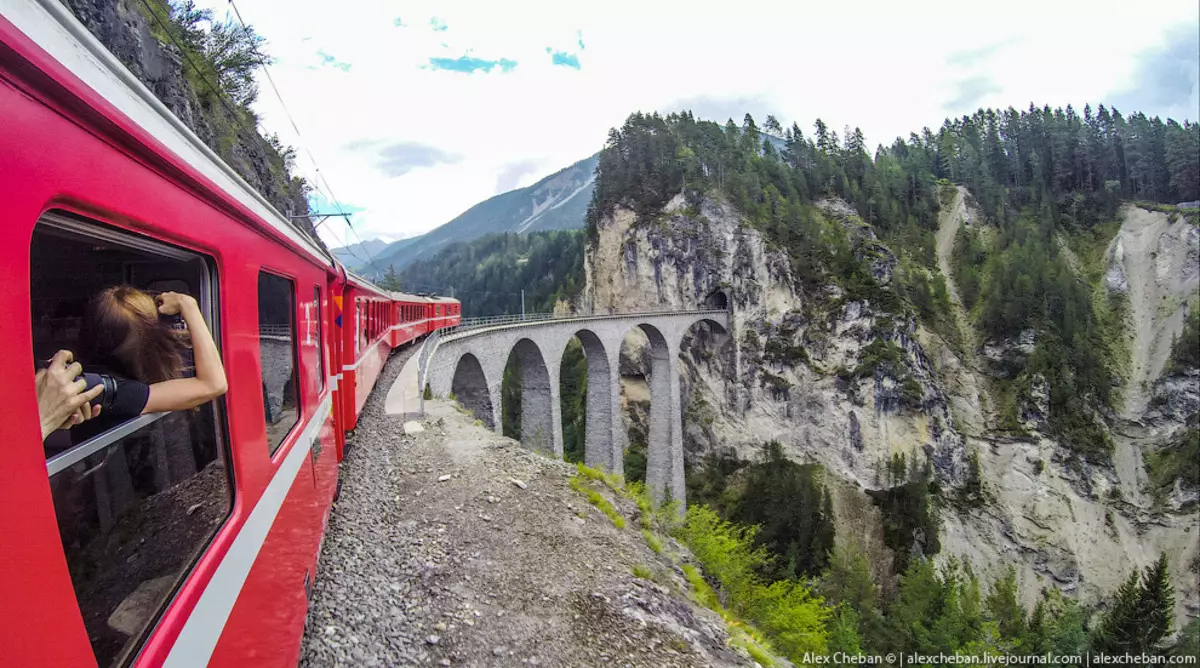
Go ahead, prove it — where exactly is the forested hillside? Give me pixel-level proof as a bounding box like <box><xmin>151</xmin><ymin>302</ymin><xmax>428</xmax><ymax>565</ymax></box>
<box><xmin>393</xmin><ymin>230</ymin><xmax>585</xmax><ymax>316</ymax></box>
<box><xmin>357</xmin><ymin>156</ymin><xmax>597</xmax><ymax>274</ymax></box>
<box><xmin>580</xmin><ymin>104</ymin><xmax>1200</xmax><ymax>660</ymax></box>
<box><xmin>589</xmin><ymin>107</ymin><xmax>1199</xmax><ymax>462</ymax></box>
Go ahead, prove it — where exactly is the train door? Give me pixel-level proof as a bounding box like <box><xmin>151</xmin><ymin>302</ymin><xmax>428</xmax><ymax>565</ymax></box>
<box><xmin>328</xmin><ymin>275</ymin><xmax>347</xmax><ymax>462</ymax></box>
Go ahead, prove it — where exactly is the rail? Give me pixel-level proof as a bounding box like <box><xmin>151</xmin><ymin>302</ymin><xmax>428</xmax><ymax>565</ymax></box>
<box><xmin>439</xmin><ymin>307</ymin><xmax>729</xmax><ymax>342</ymax></box>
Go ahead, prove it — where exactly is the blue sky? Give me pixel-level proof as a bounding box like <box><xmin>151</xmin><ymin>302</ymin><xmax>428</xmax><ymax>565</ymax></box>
<box><xmin>195</xmin><ymin>0</ymin><xmax>1199</xmax><ymax>248</ymax></box>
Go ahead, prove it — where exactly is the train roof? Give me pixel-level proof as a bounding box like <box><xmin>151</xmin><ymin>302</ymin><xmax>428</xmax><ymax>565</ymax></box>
<box><xmin>343</xmin><ymin>269</ymin><xmax>394</xmax><ymax>297</ymax></box>
<box><xmin>390</xmin><ymin>292</ymin><xmax>432</xmax><ymax>302</ymax></box>
<box><xmin>8</xmin><ymin>0</ymin><xmax>333</xmax><ymax>268</ymax></box>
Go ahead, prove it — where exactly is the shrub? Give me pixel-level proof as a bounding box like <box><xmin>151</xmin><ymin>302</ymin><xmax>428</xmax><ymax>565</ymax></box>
<box><xmin>674</xmin><ymin>505</ymin><xmax>830</xmax><ymax>661</ymax></box>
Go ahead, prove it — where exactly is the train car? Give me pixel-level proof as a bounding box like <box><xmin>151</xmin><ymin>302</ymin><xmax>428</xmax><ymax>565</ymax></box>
<box><xmin>337</xmin><ymin>287</ymin><xmax>461</xmax><ymax>434</ymax></box>
<box><xmin>426</xmin><ymin>295</ymin><xmax>462</xmax><ymax>331</ymax></box>
<box><xmin>0</xmin><ymin>3</ymin><xmax>458</xmax><ymax>666</ymax></box>
<box><xmin>338</xmin><ymin>272</ymin><xmax>393</xmax><ymax>434</ymax></box>
<box><xmin>390</xmin><ymin>292</ymin><xmax>433</xmax><ymax>346</ymax></box>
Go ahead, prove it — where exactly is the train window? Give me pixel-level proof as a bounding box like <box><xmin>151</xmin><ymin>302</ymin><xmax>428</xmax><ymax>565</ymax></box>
<box><xmin>314</xmin><ymin>286</ymin><xmax>325</xmax><ymax>394</ymax></box>
<box><xmin>30</xmin><ymin>213</ymin><xmax>232</xmax><ymax>667</ymax></box>
<box><xmin>259</xmin><ymin>272</ymin><xmax>299</xmax><ymax>455</ymax></box>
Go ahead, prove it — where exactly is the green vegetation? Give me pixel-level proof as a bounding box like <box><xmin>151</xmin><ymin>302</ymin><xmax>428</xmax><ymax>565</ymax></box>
<box><xmin>590</xmin><ymin>106</ymin><xmax>1199</xmax><ymax>465</ymax></box>
<box><xmin>642</xmin><ymin>529</ymin><xmax>664</xmax><ymax>554</ymax></box>
<box><xmin>397</xmin><ymin>231</ymin><xmax>584</xmax><ymax>316</ymax></box>
<box><xmin>674</xmin><ymin>505</ymin><xmax>831</xmax><ymax>661</ymax></box>
<box><xmin>501</xmin><ymin>356</ymin><xmax>521</xmax><ymax>440</ymax></box>
<box><xmin>631</xmin><ymin>564</ymin><xmax>653</xmax><ymax>580</ymax></box>
<box><xmin>867</xmin><ymin>453</ymin><xmax>941</xmax><ymax>573</ymax></box>
<box><xmin>1169</xmin><ymin>305</ymin><xmax>1200</xmax><ymax>373</ymax></box>
<box><xmin>119</xmin><ymin>0</ymin><xmax>314</xmax><ymax>237</ymax></box>
<box><xmin>687</xmin><ymin>444</ymin><xmax>836</xmax><ymax>579</ymax></box>
<box><xmin>568</xmin><ymin>474</ymin><xmax>625</xmax><ymax>529</ymax></box>
<box><xmin>1092</xmin><ymin>555</ymin><xmax>1176</xmax><ymax>655</ymax></box>
<box><xmin>559</xmin><ymin>339</ymin><xmax>589</xmax><ymax>463</ymax></box>
<box><xmin>1146</xmin><ymin>430</ymin><xmax>1200</xmax><ymax>500</ymax></box>
<box><xmin>575</xmin><ymin>462</ymin><xmax>623</xmax><ymax>493</ymax></box>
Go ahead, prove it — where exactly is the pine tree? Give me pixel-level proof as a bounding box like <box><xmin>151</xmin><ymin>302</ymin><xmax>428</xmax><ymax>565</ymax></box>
<box><xmin>985</xmin><ymin>566</ymin><xmax>1027</xmax><ymax>641</ymax></box>
<box><xmin>1135</xmin><ymin>555</ymin><xmax>1175</xmax><ymax>653</ymax></box>
<box><xmin>1092</xmin><ymin>556</ymin><xmax>1175</xmax><ymax>655</ymax></box>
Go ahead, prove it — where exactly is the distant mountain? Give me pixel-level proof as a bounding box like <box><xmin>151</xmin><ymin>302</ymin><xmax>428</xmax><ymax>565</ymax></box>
<box><xmin>362</xmin><ymin>154</ymin><xmax>597</xmax><ymax>276</ymax></box>
<box><xmin>331</xmin><ymin>238</ymin><xmax>390</xmax><ymax>271</ymax></box>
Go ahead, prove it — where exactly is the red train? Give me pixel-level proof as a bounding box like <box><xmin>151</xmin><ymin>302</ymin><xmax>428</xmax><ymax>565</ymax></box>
<box><xmin>1</xmin><ymin>3</ymin><xmax>459</xmax><ymax>666</ymax></box>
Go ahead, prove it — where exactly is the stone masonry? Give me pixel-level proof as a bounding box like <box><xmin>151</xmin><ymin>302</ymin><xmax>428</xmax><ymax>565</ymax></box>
<box><xmin>422</xmin><ymin>311</ymin><xmax>729</xmax><ymax>505</ymax></box>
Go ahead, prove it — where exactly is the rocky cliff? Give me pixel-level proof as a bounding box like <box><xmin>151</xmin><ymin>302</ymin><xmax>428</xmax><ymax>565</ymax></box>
<box><xmin>64</xmin><ymin>0</ymin><xmax>320</xmax><ymax>242</ymax></box>
<box><xmin>584</xmin><ymin>190</ymin><xmax>1199</xmax><ymax>620</ymax></box>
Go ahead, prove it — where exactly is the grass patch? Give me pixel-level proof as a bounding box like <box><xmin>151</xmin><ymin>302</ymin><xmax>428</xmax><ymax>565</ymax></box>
<box><xmin>734</xmin><ymin>635</ymin><xmax>776</xmax><ymax>667</ymax></box>
<box><xmin>632</xmin><ymin>564</ymin><xmax>653</xmax><ymax>580</ymax></box>
<box><xmin>569</xmin><ymin>475</ymin><xmax>626</xmax><ymax>529</ymax></box>
<box><xmin>643</xmin><ymin>529</ymin><xmax>664</xmax><ymax>554</ymax></box>
<box><xmin>576</xmin><ymin>462</ymin><xmax>624</xmax><ymax>493</ymax></box>
<box><xmin>624</xmin><ymin>480</ymin><xmax>656</xmax><ymax>530</ymax></box>
<box><xmin>681</xmin><ymin>563</ymin><xmax>778</xmax><ymax>666</ymax></box>
<box><xmin>1146</xmin><ymin>429</ymin><xmax>1200</xmax><ymax>505</ymax></box>
<box><xmin>682</xmin><ymin>563</ymin><xmax>722</xmax><ymax>611</ymax></box>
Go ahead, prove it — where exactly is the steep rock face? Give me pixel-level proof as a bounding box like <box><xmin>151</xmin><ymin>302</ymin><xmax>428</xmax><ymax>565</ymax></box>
<box><xmin>585</xmin><ymin>192</ymin><xmax>1200</xmax><ymax>619</ymax></box>
<box><xmin>1106</xmin><ymin>207</ymin><xmax>1200</xmax><ymax>420</ymax></box>
<box><xmin>64</xmin><ymin>0</ymin><xmax>318</xmax><ymax>240</ymax></box>
<box><xmin>585</xmin><ymin>193</ymin><xmax>965</xmax><ymax>512</ymax></box>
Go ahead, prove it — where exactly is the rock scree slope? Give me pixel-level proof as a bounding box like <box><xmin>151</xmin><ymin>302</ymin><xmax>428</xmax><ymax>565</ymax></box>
<box><xmin>301</xmin><ymin>348</ymin><xmax>754</xmax><ymax>667</ymax></box>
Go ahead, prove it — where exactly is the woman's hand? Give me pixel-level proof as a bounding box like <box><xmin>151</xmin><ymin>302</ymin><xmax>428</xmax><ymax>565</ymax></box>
<box><xmin>36</xmin><ymin>349</ymin><xmax>104</xmax><ymax>440</ymax></box>
<box><xmin>156</xmin><ymin>291</ymin><xmax>198</xmax><ymax>316</ymax></box>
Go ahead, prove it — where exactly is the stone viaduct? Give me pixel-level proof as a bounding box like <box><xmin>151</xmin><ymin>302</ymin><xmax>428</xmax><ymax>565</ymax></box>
<box><xmin>419</xmin><ymin>310</ymin><xmax>729</xmax><ymax>505</ymax></box>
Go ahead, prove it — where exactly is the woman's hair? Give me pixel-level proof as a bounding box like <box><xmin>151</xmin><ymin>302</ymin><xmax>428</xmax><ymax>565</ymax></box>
<box><xmin>80</xmin><ymin>285</ymin><xmax>183</xmax><ymax>383</ymax></box>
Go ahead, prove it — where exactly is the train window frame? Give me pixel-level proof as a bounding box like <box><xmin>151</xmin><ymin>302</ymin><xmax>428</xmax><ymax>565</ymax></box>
<box><xmin>258</xmin><ymin>271</ymin><xmax>301</xmax><ymax>457</ymax></box>
<box><xmin>37</xmin><ymin>212</ymin><xmax>228</xmax><ymax>474</ymax></box>
<box><xmin>314</xmin><ymin>286</ymin><xmax>325</xmax><ymax>394</ymax></box>
<box><xmin>31</xmin><ymin>211</ymin><xmax>234</xmax><ymax>667</ymax></box>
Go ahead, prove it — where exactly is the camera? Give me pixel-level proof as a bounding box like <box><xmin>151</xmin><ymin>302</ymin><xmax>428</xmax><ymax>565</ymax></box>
<box><xmin>35</xmin><ymin>359</ymin><xmax>118</xmax><ymax>414</ymax></box>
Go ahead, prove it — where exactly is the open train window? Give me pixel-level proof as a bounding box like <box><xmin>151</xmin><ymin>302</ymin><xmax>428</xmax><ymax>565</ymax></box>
<box><xmin>258</xmin><ymin>272</ymin><xmax>299</xmax><ymax>455</ymax></box>
<box><xmin>30</xmin><ymin>212</ymin><xmax>232</xmax><ymax>668</ymax></box>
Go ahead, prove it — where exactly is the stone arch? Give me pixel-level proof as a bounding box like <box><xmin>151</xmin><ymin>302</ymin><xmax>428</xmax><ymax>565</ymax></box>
<box><xmin>676</xmin><ymin>316</ymin><xmax>735</xmax><ymax>452</ymax></box>
<box><xmin>451</xmin><ymin>353</ymin><xmax>494</xmax><ymax>429</ymax></box>
<box><xmin>506</xmin><ymin>338</ymin><xmax>554</xmax><ymax>455</ymax></box>
<box><xmin>621</xmin><ymin>323</ymin><xmax>681</xmax><ymax>504</ymax></box>
<box><xmin>566</xmin><ymin>329</ymin><xmax>618</xmax><ymax>472</ymax></box>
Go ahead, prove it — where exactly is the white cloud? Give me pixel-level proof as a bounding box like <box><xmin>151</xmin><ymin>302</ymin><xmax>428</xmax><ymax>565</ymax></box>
<box><xmin>196</xmin><ymin>0</ymin><xmax>1199</xmax><ymax>248</ymax></box>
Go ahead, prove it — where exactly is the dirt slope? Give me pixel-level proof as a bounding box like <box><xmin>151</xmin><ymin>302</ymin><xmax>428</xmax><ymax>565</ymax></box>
<box><xmin>301</xmin><ymin>350</ymin><xmax>751</xmax><ymax>668</ymax></box>
<box><xmin>932</xmin><ymin>185</ymin><xmax>989</xmax><ymax>434</ymax></box>
<box><xmin>1107</xmin><ymin>206</ymin><xmax>1200</xmax><ymax>419</ymax></box>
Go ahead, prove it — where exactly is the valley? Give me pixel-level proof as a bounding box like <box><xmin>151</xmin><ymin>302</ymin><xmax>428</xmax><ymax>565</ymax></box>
<box><xmin>352</xmin><ymin>105</ymin><xmax>1200</xmax><ymax>658</ymax></box>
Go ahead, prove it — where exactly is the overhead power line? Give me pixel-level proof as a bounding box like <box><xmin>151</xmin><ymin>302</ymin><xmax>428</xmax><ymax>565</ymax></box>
<box><xmin>224</xmin><ymin>0</ymin><xmax>388</xmax><ymax>275</ymax></box>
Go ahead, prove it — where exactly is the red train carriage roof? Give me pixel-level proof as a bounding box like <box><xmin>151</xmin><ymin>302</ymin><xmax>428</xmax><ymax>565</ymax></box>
<box><xmin>4</xmin><ymin>0</ymin><xmax>333</xmax><ymax>268</ymax></box>
<box><xmin>344</xmin><ymin>270</ymin><xmax>394</xmax><ymax>299</ymax></box>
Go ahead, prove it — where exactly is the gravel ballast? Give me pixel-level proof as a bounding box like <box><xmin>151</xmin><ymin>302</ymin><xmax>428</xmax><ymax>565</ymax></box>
<box><xmin>300</xmin><ymin>346</ymin><xmax>755</xmax><ymax>667</ymax></box>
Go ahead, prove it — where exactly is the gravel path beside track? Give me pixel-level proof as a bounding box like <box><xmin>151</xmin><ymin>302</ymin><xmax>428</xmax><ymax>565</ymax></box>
<box><xmin>300</xmin><ymin>346</ymin><xmax>750</xmax><ymax>668</ymax></box>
